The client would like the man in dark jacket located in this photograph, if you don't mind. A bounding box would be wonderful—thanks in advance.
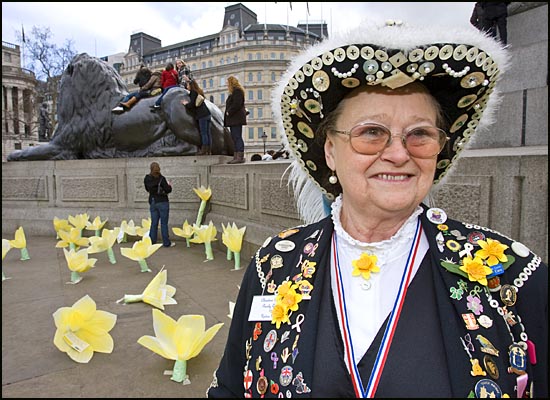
[480,2,510,45]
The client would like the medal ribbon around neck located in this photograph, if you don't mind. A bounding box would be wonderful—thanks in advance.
[332,218,422,398]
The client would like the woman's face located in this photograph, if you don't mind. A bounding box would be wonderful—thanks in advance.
[325,84,439,218]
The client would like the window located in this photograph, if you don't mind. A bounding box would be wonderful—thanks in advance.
[202,61,206,69]
[202,79,207,88]
[271,72,276,81]
[258,127,265,139]
[248,72,253,82]
[248,127,254,140]
[220,93,226,103]
[248,90,254,101]
[257,72,262,82]
[248,108,254,119]
[15,143,22,150]
[209,79,214,88]
[271,52,276,59]
[220,76,226,87]
[280,52,285,60]
[208,60,213,67]
[248,53,253,61]
[256,52,262,60]
[271,127,277,139]
[257,90,263,100]
[258,108,263,118]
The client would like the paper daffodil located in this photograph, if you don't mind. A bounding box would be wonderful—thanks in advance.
[190,221,217,261]
[87,227,121,264]
[9,226,30,261]
[85,216,108,236]
[135,218,152,238]
[120,236,162,272]
[221,222,246,270]
[172,220,194,248]
[68,212,90,235]
[137,309,223,384]
[3,238,12,281]
[118,219,139,243]
[52,294,117,363]
[56,227,90,250]
[193,186,212,226]
[118,267,177,309]
[63,247,97,284]
[53,217,72,239]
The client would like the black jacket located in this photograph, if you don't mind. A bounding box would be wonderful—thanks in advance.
[144,174,172,204]
[185,90,211,120]
[207,205,548,398]
[224,88,247,127]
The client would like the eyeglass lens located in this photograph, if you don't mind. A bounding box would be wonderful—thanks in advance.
[348,123,446,158]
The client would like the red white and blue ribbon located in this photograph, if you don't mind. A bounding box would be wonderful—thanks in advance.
[332,218,422,398]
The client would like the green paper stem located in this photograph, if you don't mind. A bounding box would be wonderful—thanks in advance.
[20,247,30,261]
[185,238,190,248]
[195,200,207,226]
[69,242,76,251]
[234,252,241,270]
[204,241,213,261]
[138,259,151,272]
[123,294,144,303]
[226,248,232,260]
[70,271,82,283]
[171,359,188,383]
[95,229,101,236]
[107,248,117,264]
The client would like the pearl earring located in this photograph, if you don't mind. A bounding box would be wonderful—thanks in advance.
[329,171,338,184]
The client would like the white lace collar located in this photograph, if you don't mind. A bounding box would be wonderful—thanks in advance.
[330,194,424,252]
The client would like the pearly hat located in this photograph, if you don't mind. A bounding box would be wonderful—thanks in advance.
[272,21,509,224]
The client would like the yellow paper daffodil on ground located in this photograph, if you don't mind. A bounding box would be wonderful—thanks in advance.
[172,220,194,248]
[221,222,246,270]
[53,217,72,239]
[3,238,12,281]
[118,267,177,309]
[136,218,152,238]
[120,236,162,272]
[190,221,217,261]
[87,227,121,264]
[117,219,139,243]
[137,310,223,384]
[68,212,90,235]
[85,216,108,237]
[192,186,212,226]
[56,227,90,251]
[9,226,30,261]
[53,294,117,363]
[63,247,97,284]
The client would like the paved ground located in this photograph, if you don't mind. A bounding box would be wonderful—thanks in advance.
[2,235,247,398]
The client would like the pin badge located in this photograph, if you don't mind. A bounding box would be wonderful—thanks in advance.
[427,207,447,224]
[275,240,296,252]
[474,378,502,398]
[500,284,517,306]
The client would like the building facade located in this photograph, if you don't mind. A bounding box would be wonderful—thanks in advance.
[1,41,41,162]
[115,3,327,158]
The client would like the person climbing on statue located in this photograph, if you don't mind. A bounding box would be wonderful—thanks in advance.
[112,67,162,114]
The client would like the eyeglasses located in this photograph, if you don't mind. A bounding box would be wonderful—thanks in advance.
[332,122,449,159]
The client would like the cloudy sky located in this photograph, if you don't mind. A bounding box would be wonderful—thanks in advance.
[3,2,475,59]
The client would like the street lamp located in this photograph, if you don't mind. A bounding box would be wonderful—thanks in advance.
[261,132,268,154]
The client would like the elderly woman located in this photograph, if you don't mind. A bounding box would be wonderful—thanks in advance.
[207,22,547,398]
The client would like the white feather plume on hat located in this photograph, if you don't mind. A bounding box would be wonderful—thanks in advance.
[272,20,509,224]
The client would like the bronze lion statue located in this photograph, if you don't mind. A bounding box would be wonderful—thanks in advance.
[7,53,234,161]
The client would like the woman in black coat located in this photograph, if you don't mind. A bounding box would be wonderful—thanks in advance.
[224,75,247,164]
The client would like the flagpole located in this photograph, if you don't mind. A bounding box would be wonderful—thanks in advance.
[21,24,25,67]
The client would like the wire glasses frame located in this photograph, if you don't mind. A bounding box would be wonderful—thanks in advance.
[332,122,449,159]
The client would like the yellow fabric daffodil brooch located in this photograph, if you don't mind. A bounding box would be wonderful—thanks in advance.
[52,294,117,363]
[440,237,514,286]
[271,280,303,329]
[352,252,380,281]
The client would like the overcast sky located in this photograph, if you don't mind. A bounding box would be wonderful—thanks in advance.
[3,2,475,59]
